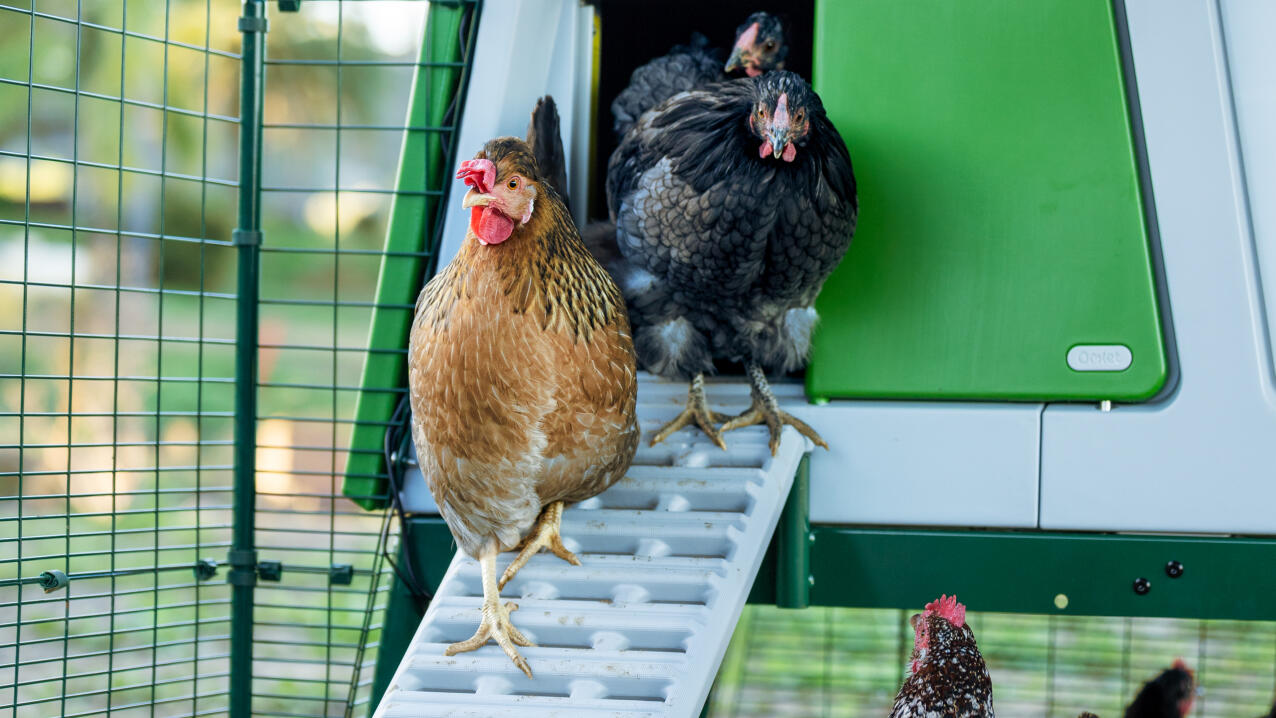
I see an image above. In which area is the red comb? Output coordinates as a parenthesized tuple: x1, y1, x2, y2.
(1172, 658, 1194, 676)
(456, 159, 495, 194)
(923, 594, 966, 627)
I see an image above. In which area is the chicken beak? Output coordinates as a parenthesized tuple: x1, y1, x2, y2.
(461, 189, 492, 210)
(725, 47, 746, 74)
(727, 21, 759, 74)
(766, 130, 790, 158)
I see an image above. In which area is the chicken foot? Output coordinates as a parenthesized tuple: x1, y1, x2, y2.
(649, 372, 729, 449)
(498, 501, 579, 590)
(720, 362, 828, 456)
(445, 538, 535, 678)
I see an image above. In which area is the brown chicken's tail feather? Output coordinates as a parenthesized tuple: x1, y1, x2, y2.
(526, 95, 570, 214)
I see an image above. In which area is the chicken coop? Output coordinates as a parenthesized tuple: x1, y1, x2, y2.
(3, 0, 1276, 717)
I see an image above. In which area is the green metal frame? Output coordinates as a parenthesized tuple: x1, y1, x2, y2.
(230, 4, 267, 716)
(342, 2, 479, 511)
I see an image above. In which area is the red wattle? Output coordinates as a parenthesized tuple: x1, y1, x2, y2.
(782, 142, 797, 162)
(469, 206, 514, 245)
(759, 140, 773, 159)
(745, 66, 761, 78)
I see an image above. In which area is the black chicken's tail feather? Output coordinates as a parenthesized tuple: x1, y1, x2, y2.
(526, 95, 570, 214)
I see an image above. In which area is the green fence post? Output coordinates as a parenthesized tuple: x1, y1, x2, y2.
(230, 2, 267, 716)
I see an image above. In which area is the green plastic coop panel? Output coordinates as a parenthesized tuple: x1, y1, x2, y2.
(806, 0, 1167, 401)
(344, 4, 469, 509)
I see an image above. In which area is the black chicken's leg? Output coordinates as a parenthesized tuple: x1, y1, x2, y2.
(650, 372, 729, 449)
(720, 362, 828, 456)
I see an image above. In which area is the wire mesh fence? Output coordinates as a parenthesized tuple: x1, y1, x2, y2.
(0, 1, 474, 715)
(710, 606, 1276, 718)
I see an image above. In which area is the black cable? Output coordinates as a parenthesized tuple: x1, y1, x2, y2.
(382, 393, 433, 607)
(436, 3, 474, 162)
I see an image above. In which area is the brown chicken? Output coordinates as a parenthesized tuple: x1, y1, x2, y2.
(408, 135, 638, 677)
(890, 595, 995, 718)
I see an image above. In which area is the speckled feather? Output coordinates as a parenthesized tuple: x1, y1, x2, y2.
(409, 138, 638, 558)
(890, 613, 995, 718)
(611, 34, 724, 139)
(602, 72, 857, 380)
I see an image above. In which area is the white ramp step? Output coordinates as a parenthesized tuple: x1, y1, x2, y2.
(375, 375, 810, 718)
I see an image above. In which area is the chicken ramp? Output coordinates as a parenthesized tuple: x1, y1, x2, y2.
(374, 373, 811, 718)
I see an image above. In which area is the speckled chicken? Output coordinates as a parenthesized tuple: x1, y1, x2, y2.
(889, 595, 995, 718)
(1124, 660, 1196, 718)
(611, 11, 789, 138)
(602, 70, 857, 453)
(408, 132, 638, 677)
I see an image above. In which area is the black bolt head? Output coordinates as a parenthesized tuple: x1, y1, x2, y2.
(1133, 577, 1151, 595)
(1165, 560, 1184, 578)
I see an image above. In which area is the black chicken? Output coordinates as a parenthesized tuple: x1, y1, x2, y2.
(1124, 660, 1196, 718)
(610, 11, 788, 139)
(602, 70, 857, 453)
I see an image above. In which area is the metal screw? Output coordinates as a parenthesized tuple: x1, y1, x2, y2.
(1132, 577, 1151, 595)
(1165, 560, 1184, 578)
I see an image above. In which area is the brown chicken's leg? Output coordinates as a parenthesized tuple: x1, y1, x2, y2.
(720, 362, 828, 456)
(498, 501, 579, 590)
(649, 372, 729, 449)
(445, 538, 535, 678)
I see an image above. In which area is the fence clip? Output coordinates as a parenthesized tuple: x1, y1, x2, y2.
(257, 560, 284, 582)
(195, 558, 219, 582)
(329, 564, 354, 586)
(237, 16, 269, 33)
(231, 229, 262, 246)
(39, 570, 69, 594)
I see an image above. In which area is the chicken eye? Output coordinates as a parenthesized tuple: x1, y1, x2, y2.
(764, 40, 777, 51)
(507, 177, 519, 190)
(756, 108, 765, 119)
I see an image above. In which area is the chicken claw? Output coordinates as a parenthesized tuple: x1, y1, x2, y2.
(448, 541, 536, 678)
(720, 362, 828, 456)
(499, 501, 579, 590)
(650, 372, 730, 449)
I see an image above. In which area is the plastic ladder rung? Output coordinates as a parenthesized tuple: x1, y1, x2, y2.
(375, 374, 809, 718)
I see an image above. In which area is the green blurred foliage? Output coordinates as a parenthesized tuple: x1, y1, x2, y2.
(0, 1, 412, 294)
